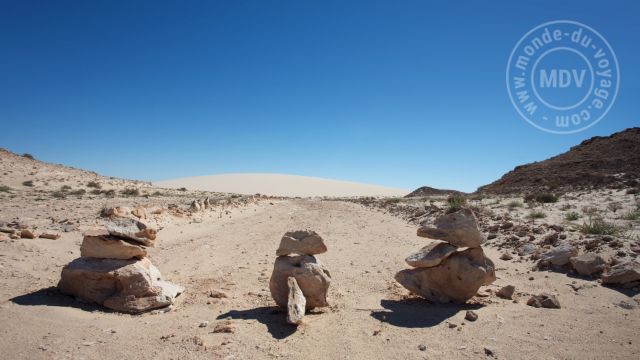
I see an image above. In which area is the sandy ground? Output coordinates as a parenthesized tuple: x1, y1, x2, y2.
(1, 198, 638, 360)
(154, 173, 408, 197)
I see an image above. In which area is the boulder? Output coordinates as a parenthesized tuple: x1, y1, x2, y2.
(405, 241, 457, 268)
(517, 243, 538, 257)
(20, 229, 36, 239)
(276, 230, 327, 256)
(602, 261, 640, 287)
(416, 209, 485, 248)
(526, 293, 560, 309)
(570, 253, 606, 276)
(395, 247, 496, 303)
(286, 277, 306, 325)
(80, 229, 147, 259)
(269, 255, 331, 309)
(105, 217, 156, 247)
(58, 257, 183, 314)
(131, 207, 146, 219)
(497, 285, 516, 299)
(539, 243, 578, 266)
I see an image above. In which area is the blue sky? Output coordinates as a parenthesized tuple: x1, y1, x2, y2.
(0, 0, 638, 192)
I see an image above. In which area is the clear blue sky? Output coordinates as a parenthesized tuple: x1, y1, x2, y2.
(1, 0, 638, 192)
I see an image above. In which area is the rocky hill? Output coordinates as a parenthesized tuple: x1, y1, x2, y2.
(404, 186, 465, 198)
(477, 127, 640, 194)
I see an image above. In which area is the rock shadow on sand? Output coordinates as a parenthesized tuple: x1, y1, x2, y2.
(10, 286, 109, 312)
(370, 298, 483, 328)
(217, 306, 297, 339)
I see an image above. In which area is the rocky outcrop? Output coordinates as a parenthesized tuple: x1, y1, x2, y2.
(396, 209, 495, 303)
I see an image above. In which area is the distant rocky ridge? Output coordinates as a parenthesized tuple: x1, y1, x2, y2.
(477, 127, 640, 194)
(405, 186, 465, 198)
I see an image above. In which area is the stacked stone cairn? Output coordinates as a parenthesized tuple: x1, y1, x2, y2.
(58, 217, 183, 314)
(395, 208, 496, 303)
(269, 230, 331, 325)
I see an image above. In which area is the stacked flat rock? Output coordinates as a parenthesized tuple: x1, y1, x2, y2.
(395, 208, 496, 303)
(269, 230, 331, 325)
(58, 217, 183, 314)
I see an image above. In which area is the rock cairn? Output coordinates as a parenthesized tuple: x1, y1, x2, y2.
(269, 230, 331, 325)
(58, 217, 183, 314)
(395, 208, 496, 303)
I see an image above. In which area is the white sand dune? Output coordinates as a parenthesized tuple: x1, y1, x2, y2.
(154, 173, 408, 197)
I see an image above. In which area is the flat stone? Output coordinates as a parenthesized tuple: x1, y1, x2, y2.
(286, 277, 306, 325)
(105, 218, 156, 247)
(405, 241, 457, 268)
(80, 229, 147, 259)
(416, 209, 485, 248)
(276, 230, 327, 256)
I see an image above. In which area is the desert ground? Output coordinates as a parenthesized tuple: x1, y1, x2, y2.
(1, 150, 639, 359)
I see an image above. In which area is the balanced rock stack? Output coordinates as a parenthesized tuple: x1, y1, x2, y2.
(269, 230, 331, 325)
(395, 208, 496, 303)
(58, 217, 184, 314)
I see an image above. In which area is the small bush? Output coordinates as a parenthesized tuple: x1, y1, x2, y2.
(565, 211, 580, 221)
(87, 181, 101, 189)
(383, 198, 402, 205)
(619, 210, 640, 221)
(104, 189, 116, 197)
(559, 204, 572, 211)
(446, 194, 467, 214)
(0, 185, 12, 193)
(527, 210, 547, 219)
(507, 200, 523, 210)
(90, 189, 102, 195)
(51, 191, 66, 199)
(178, 187, 187, 192)
(22, 180, 34, 187)
(22, 153, 35, 160)
(607, 202, 623, 213)
(152, 191, 162, 196)
(121, 188, 140, 197)
(60, 185, 72, 191)
(579, 217, 621, 235)
(524, 193, 558, 203)
(69, 189, 86, 196)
